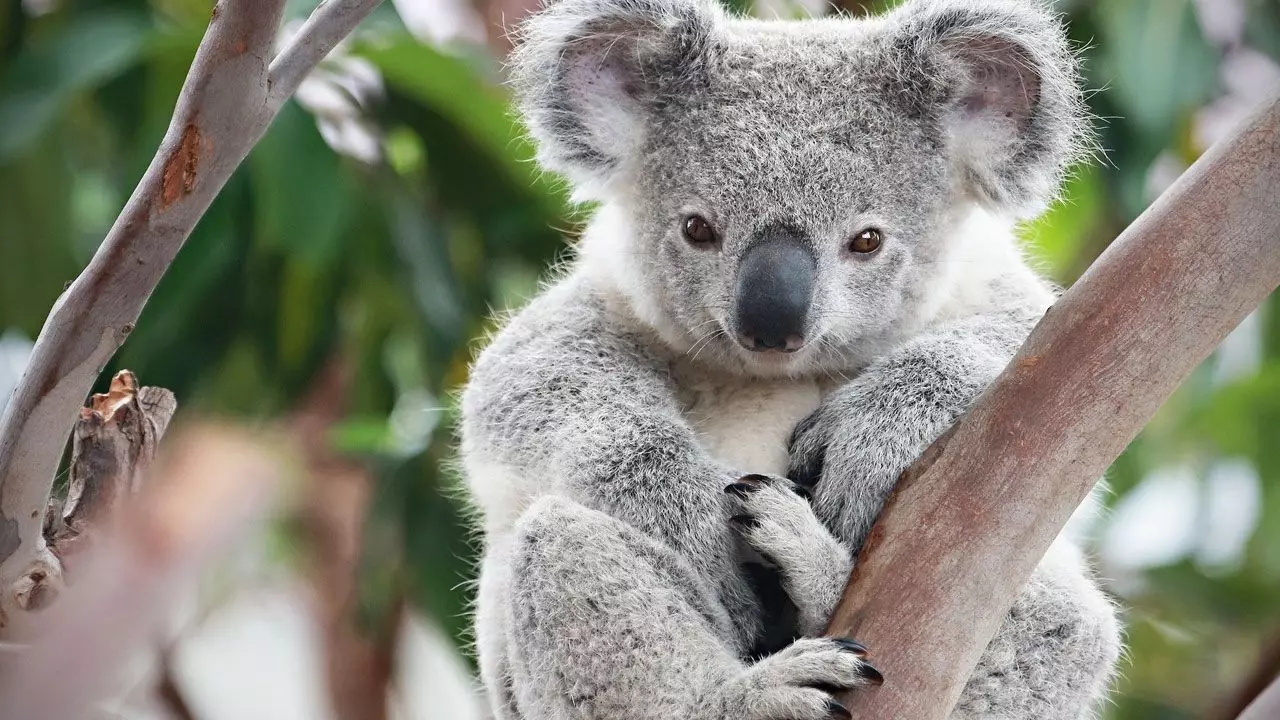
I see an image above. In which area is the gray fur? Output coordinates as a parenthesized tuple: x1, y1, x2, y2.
(463, 0, 1120, 718)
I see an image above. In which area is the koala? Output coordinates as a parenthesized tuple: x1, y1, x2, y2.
(459, 0, 1122, 718)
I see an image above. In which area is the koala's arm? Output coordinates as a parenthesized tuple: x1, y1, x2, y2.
(789, 306, 1040, 549)
(461, 277, 754, 636)
(770, 306, 1120, 717)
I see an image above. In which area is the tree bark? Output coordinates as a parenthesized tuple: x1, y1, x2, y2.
(825, 93, 1280, 719)
(0, 0, 383, 635)
(1237, 673, 1280, 720)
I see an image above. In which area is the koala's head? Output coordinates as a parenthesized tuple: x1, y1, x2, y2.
(511, 0, 1087, 375)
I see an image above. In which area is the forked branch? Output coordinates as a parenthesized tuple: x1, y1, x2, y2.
(0, 0, 383, 634)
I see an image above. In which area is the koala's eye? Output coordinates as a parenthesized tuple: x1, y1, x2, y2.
(848, 228, 883, 255)
(682, 215, 719, 247)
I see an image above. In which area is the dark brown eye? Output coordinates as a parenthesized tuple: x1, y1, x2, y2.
(682, 214, 718, 246)
(848, 228, 882, 255)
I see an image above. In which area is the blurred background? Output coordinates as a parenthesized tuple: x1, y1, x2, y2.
(0, 0, 1277, 718)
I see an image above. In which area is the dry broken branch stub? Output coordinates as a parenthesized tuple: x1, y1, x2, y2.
(824, 93, 1280, 719)
(53, 371, 177, 572)
(0, 0, 384, 638)
(3, 371, 176, 634)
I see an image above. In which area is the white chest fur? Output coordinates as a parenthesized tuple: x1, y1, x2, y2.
(672, 364, 829, 476)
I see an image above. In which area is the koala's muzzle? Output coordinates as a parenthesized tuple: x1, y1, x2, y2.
(733, 229, 814, 353)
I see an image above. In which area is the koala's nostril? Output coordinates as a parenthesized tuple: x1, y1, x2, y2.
(733, 226, 815, 355)
(741, 333, 804, 353)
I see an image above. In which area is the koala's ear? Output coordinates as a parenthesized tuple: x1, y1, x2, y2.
(888, 0, 1090, 218)
(510, 0, 720, 196)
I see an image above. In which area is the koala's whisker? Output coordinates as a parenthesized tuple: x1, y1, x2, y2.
(688, 329, 720, 359)
(687, 326, 727, 363)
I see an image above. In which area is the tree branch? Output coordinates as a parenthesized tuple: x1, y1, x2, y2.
(0, 0, 382, 634)
(825, 93, 1280, 718)
(1238, 673, 1280, 720)
(269, 0, 385, 111)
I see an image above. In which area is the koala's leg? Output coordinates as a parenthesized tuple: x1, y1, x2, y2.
(953, 540, 1121, 720)
(502, 496, 881, 720)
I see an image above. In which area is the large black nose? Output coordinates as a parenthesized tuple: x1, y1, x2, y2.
(733, 227, 815, 353)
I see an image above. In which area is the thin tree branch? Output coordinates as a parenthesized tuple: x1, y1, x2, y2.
(825, 93, 1280, 719)
(268, 0, 385, 110)
(0, 0, 383, 635)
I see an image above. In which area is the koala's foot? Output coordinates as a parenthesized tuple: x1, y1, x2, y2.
(725, 475, 854, 635)
(715, 637, 881, 720)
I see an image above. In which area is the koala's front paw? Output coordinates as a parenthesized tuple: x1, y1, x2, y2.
(718, 637, 882, 720)
(725, 474, 817, 563)
(725, 475, 854, 635)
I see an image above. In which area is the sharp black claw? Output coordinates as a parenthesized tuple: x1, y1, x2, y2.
(738, 473, 770, 485)
(729, 514, 760, 530)
(825, 698, 852, 719)
(858, 663, 884, 686)
(789, 481, 813, 501)
(725, 482, 760, 499)
(832, 638, 868, 657)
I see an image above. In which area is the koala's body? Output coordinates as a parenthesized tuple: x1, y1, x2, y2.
(460, 1, 1122, 718)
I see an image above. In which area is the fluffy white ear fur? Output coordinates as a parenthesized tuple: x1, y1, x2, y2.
(509, 0, 721, 197)
(889, 0, 1089, 218)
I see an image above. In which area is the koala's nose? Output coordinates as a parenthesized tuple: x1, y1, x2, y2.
(733, 228, 814, 353)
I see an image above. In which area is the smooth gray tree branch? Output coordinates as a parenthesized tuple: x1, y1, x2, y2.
(0, 0, 382, 634)
(269, 0, 385, 110)
(825, 92, 1280, 719)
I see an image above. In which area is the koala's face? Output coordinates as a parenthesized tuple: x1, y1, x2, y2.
(622, 32, 952, 372)
(513, 0, 1085, 375)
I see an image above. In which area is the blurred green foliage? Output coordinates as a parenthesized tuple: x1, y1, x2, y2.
(0, 0, 1277, 718)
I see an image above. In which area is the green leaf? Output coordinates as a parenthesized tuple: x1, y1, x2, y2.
(1093, 0, 1219, 142)
(0, 10, 150, 159)
(356, 36, 564, 211)
(249, 100, 353, 267)
(1019, 163, 1105, 283)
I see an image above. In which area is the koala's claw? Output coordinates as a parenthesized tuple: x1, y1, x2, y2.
(725, 480, 764, 498)
(831, 638, 868, 657)
(725, 472, 855, 636)
(825, 698, 852, 719)
(726, 474, 812, 501)
(723, 637, 882, 720)
(858, 662, 884, 685)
